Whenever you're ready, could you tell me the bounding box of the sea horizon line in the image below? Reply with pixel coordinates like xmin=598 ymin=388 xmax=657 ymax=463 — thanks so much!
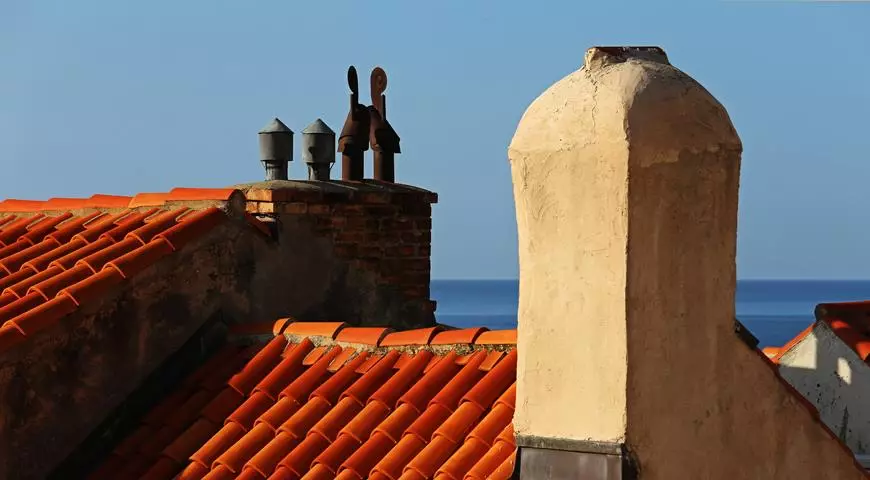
xmin=431 ymin=278 xmax=870 ymax=282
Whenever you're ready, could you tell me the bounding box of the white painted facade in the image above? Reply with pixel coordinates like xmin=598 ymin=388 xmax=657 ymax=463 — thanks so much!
xmin=777 ymin=322 xmax=870 ymax=454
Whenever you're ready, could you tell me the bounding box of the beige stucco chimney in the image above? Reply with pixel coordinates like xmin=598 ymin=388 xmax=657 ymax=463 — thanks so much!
xmin=508 ymin=46 xmax=867 ymax=479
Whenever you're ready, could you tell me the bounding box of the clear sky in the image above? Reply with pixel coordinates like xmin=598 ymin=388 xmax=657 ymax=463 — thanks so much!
xmin=1 ymin=1 xmax=869 ymax=280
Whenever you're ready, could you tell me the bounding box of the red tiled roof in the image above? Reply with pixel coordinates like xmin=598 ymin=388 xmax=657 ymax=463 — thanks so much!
xmin=0 ymin=188 xmax=259 ymax=352
xmin=92 ymin=322 xmax=518 ymax=480
xmin=766 ymin=301 xmax=870 ymax=365
xmin=815 ymin=301 xmax=870 ymax=362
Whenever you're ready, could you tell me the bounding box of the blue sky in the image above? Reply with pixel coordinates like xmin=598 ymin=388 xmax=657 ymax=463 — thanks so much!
xmin=1 ymin=1 xmax=869 ymax=280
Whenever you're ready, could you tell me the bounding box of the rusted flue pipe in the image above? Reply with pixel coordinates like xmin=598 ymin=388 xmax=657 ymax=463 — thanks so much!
xmin=369 ymin=67 xmax=400 ymax=183
xmin=373 ymin=149 xmax=395 ymax=182
xmin=338 ymin=66 xmax=370 ymax=181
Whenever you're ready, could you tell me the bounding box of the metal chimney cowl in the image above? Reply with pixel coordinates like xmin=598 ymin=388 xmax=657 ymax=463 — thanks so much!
xmin=302 ymin=119 xmax=336 ymax=181
xmin=339 ymin=66 xmax=369 ymax=181
xmin=258 ymin=118 xmax=294 ymax=181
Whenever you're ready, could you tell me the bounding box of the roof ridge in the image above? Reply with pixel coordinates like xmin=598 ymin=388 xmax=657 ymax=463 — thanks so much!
xmin=0 ymin=187 xmax=243 ymax=213
xmin=229 ymin=320 xmax=518 ymax=350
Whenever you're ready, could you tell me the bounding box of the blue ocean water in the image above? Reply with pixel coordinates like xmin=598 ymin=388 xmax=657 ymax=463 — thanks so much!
xmin=432 ymin=279 xmax=870 ymax=348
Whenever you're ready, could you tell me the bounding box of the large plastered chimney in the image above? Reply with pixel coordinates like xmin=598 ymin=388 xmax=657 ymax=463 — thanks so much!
xmin=507 ymin=46 xmax=866 ymax=479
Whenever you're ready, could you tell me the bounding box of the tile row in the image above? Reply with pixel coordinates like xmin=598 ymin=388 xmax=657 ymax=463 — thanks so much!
xmin=275 ymin=320 xmax=517 ymax=348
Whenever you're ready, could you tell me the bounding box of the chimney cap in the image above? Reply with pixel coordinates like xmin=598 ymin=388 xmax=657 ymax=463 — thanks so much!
xmin=259 ymin=118 xmax=294 ymax=135
xmin=259 ymin=117 xmax=294 ymax=181
xmin=370 ymin=107 xmax=401 ymax=154
xmin=302 ymin=118 xmax=335 ymax=135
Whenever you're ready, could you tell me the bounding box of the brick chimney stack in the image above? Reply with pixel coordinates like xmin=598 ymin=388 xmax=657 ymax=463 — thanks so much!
xmin=240 ymin=65 xmax=434 ymax=329
xmin=243 ymin=180 xmax=436 ymax=329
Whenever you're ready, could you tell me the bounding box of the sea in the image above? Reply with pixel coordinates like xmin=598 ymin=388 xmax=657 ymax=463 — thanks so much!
xmin=431 ymin=279 xmax=870 ymax=348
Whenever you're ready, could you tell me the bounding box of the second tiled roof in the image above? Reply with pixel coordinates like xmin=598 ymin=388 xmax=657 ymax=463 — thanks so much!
xmin=93 ymin=322 xmax=519 ymax=480
xmin=763 ymin=301 xmax=870 ymax=365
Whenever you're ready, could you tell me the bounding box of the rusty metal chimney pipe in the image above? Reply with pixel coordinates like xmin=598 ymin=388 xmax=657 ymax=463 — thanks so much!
xmin=338 ymin=66 xmax=369 ymax=181
xmin=369 ymin=68 xmax=400 ymax=183
xmin=341 ymin=149 xmax=364 ymax=181
xmin=373 ymin=151 xmax=395 ymax=183
xmin=258 ymin=118 xmax=294 ymax=181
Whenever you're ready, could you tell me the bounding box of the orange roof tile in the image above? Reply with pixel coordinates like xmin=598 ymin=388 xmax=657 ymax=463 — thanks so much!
xmin=167 ymin=188 xmax=239 ymax=202
xmin=761 ymin=346 xmax=780 ymax=360
xmin=335 ymin=326 xmax=394 ymax=345
xmin=284 ymin=321 xmax=347 ymax=339
xmin=0 ymin=188 xmax=265 ymax=352
xmin=381 ymin=326 xmax=443 ymax=346
xmin=93 ymin=322 xmax=518 ymax=480
xmin=128 ymin=193 xmax=172 ymax=208
xmin=431 ymin=327 xmax=487 ymax=345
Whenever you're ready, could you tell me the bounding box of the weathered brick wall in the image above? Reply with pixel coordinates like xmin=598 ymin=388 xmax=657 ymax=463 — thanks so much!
xmin=242 ymin=180 xmax=437 ymax=327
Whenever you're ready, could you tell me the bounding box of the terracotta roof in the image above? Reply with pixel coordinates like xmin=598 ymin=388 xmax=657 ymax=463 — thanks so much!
xmin=0 ymin=188 xmax=261 ymax=352
xmin=91 ymin=321 xmax=518 ymax=480
xmin=813 ymin=301 xmax=870 ymax=362
xmin=763 ymin=301 xmax=870 ymax=365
